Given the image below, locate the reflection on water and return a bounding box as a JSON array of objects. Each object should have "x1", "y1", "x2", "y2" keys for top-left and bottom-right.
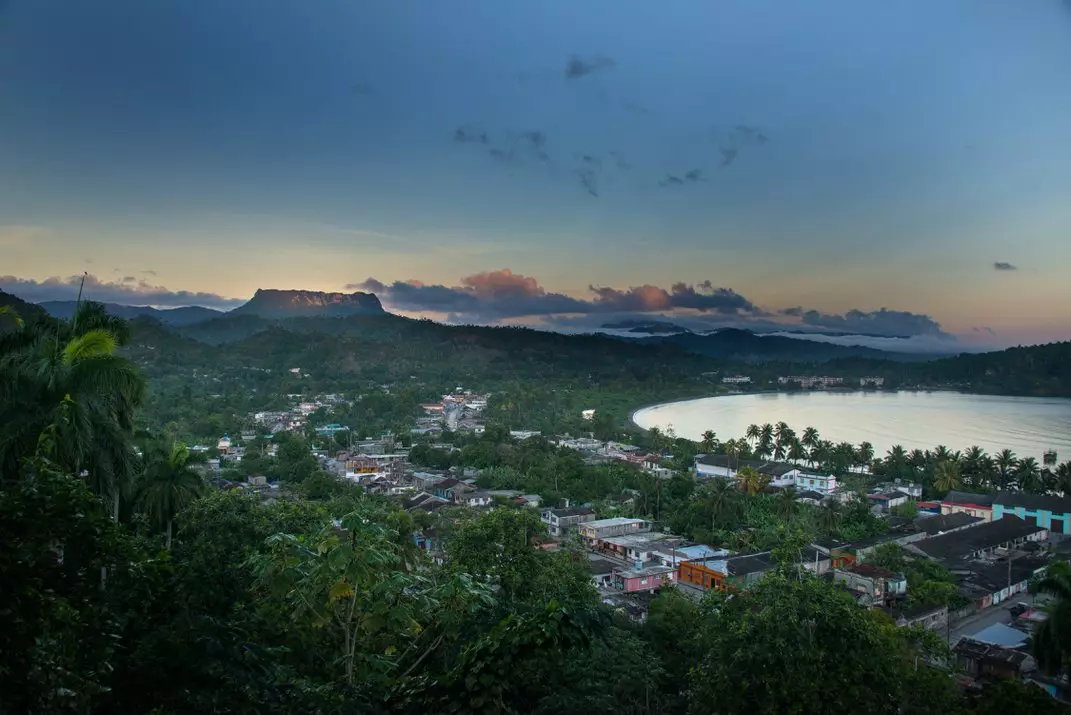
[{"x1": 633, "y1": 391, "x2": 1071, "y2": 461}]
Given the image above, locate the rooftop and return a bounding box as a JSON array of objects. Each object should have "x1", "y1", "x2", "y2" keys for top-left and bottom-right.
[
  {"x1": 546, "y1": 506, "x2": 595, "y2": 518},
  {"x1": 995, "y1": 492, "x2": 1071, "y2": 514},
  {"x1": 916, "y1": 511, "x2": 983, "y2": 536},
  {"x1": 942, "y1": 491, "x2": 996, "y2": 508},
  {"x1": 911, "y1": 515, "x2": 1045, "y2": 562},
  {"x1": 849, "y1": 563, "x2": 902, "y2": 580},
  {"x1": 614, "y1": 564, "x2": 676, "y2": 578},
  {"x1": 583, "y1": 517, "x2": 648, "y2": 530}
]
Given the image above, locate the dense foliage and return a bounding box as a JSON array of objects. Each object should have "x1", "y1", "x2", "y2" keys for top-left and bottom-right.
[{"x1": 2, "y1": 302, "x2": 1068, "y2": 713}]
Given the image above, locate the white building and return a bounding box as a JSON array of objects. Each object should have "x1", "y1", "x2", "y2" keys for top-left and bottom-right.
[
  {"x1": 721, "y1": 375, "x2": 752, "y2": 384},
  {"x1": 794, "y1": 472, "x2": 837, "y2": 493}
]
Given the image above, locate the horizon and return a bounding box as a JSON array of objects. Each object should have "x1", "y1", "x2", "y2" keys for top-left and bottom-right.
[{"x1": 3, "y1": 1, "x2": 1071, "y2": 350}]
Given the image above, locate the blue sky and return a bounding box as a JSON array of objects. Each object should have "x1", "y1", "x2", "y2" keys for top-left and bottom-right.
[{"x1": 2, "y1": 0, "x2": 1070, "y2": 347}]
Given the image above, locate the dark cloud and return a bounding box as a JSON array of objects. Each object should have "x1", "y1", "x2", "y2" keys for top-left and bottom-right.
[
  {"x1": 352, "y1": 271, "x2": 757, "y2": 319},
  {"x1": 659, "y1": 175, "x2": 684, "y2": 187},
  {"x1": 799, "y1": 307, "x2": 947, "y2": 338},
  {"x1": 453, "y1": 124, "x2": 489, "y2": 145},
  {"x1": 575, "y1": 168, "x2": 599, "y2": 197},
  {"x1": 121, "y1": 276, "x2": 136, "y2": 283},
  {"x1": 0, "y1": 273, "x2": 244, "y2": 309},
  {"x1": 142, "y1": 269, "x2": 157, "y2": 276},
  {"x1": 972, "y1": 326, "x2": 997, "y2": 335},
  {"x1": 565, "y1": 54, "x2": 616, "y2": 79},
  {"x1": 719, "y1": 147, "x2": 738, "y2": 167},
  {"x1": 684, "y1": 169, "x2": 705, "y2": 182},
  {"x1": 589, "y1": 282, "x2": 756, "y2": 314},
  {"x1": 993, "y1": 262, "x2": 1017, "y2": 271},
  {"x1": 609, "y1": 151, "x2": 630, "y2": 170},
  {"x1": 349, "y1": 269, "x2": 587, "y2": 318},
  {"x1": 780, "y1": 306, "x2": 804, "y2": 317}
]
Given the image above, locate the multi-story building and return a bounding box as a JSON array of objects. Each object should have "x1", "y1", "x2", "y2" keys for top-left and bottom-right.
[
  {"x1": 540, "y1": 506, "x2": 597, "y2": 537},
  {"x1": 579, "y1": 517, "x2": 650, "y2": 545}
]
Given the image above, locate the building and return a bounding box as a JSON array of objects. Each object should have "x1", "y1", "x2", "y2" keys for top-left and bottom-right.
[
  {"x1": 954, "y1": 638, "x2": 1036, "y2": 680},
  {"x1": 915, "y1": 511, "x2": 983, "y2": 537},
  {"x1": 993, "y1": 492, "x2": 1071, "y2": 535},
  {"x1": 908, "y1": 515, "x2": 1047, "y2": 564},
  {"x1": 217, "y1": 435, "x2": 233, "y2": 455},
  {"x1": 540, "y1": 506, "x2": 597, "y2": 537},
  {"x1": 832, "y1": 563, "x2": 907, "y2": 606},
  {"x1": 794, "y1": 472, "x2": 837, "y2": 493},
  {"x1": 881, "y1": 604, "x2": 948, "y2": 633},
  {"x1": 579, "y1": 517, "x2": 650, "y2": 544},
  {"x1": 859, "y1": 377, "x2": 885, "y2": 388},
  {"x1": 721, "y1": 375, "x2": 751, "y2": 384},
  {"x1": 651, "y1": 544, "x2": 726, "y2": 569},
  {"x1": 867, "y1": 489, "x2": 911, "y2": 510},
  {"x1": 957, "y1": 557, "x2": 1049, "y2": 608},
  {"x1": 455, "y1": 490, "x2": 493, "y2": 508},
  {"x1": 588, "y1": 557, "x2": 615, "y2": 588},
  {"x1": 611, "y1": 564, "x2": 676, "y2": 593},
  {"x1": 695, "y1": 455, "x2": 802, "y2": 484},
  {"x1": 589, "y1": 532, "x2": 672, "y2": 562},
  {"x1": 778, "y1": 376, "x2": 844, "y2": 389},
  {"x1": 678, "y1": 548, "x2": 831, "y2": 592},
  {"x1": 940, "y1": 491, "x2": 996, "y2": 521}
]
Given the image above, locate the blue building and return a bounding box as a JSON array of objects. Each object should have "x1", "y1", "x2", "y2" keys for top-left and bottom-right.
[{"x1": 993, "y1": 493, "x2": 1071, "y2": 535}]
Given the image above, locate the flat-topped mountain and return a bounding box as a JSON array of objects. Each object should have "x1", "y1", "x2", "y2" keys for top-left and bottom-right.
[{"x1": 227, "y1": 289, "x2": 384, "y2": 318}]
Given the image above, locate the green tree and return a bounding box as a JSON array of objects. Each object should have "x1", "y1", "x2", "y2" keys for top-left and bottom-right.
[
  {"x1": 687, "y1": 570, "x2": 956, "y2": 715},
  {"x1": 1030, "y1": 561, "x2": 1071, "y2": 676},
  {"x1": 136, "y1": 441, "x2": 205, "y2": 549},
  {"x1": 1015, "y1": 457, "x2": 1042, "y2": 493},
  {"x1": 1, "y1": 306, "x2": 146, "y2": 520},
  {"x1": 933, "y1": 460, "x2": 962, "y2": 493},
  {"x1": 737, "y1": 465, "x2": 768, "y2": 495},
  {"x1": 699, "y1": 430, "x2": 718, "y2": 453},
  {"x1": 995, "y1": 448, "x2": 1017, "y2": 490}
]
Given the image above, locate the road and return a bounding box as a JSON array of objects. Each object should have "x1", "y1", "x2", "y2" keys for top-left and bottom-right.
[{"x1": 947, "y1": 594, "x2": 1034, "y2": 645}]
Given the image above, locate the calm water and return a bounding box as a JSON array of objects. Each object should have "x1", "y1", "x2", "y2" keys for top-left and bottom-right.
[{"x1": 633, "y1": 391, "x2": 1071, "y2": 461}]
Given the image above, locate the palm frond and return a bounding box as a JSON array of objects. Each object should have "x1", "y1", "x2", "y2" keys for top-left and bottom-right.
[{"x1": 62, "y1": 328, "x2": 118, "y2": 364}]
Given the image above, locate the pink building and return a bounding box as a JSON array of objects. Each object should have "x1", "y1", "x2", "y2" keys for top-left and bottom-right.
[{"x1": 611, "y1": 565, "x2": 676, "y2": 593}]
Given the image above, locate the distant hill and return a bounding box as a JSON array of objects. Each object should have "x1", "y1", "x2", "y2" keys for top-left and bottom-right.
[
  {"x1": 40, "y1": 301, "x2": 224, "y2": 326},
  {"x1": 228, "y1": 289, "x2": 383, "y2": 319},
  {"x1": 0, "y1": 289, "x2": 48, "y2": 328},
  {"x1": 631, "y1": 328, "x2": 931, "y2": 363},
  {"x1": 601, "y1": 319, "x2": 692, "y2": 335}
]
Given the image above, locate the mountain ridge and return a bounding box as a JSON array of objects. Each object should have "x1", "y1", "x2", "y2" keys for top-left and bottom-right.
[{"x1": 228, "y1": 288, "x2": 383, "y2": 318}]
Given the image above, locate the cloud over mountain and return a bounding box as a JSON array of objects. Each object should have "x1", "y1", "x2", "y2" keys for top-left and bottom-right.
[
  {"x1": 353, "y1": 269, "x2": 948, "y2": 340},
  {"x1": 0, "y1": 273, "x2": 244, "y2": 309},
  {"x1": 993, "y1": 262, "x2": 1017, "y2": 271}
]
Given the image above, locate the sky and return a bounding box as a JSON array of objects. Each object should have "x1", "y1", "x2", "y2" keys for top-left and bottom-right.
[{"x1": 1, "y1": 0, "x2": 1070, "y2": 350}]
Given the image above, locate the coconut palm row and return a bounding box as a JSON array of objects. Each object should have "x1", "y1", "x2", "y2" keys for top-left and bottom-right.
[
  {"x1": 0, "y1": 301, "x2": 202, "y2": 548},
  {"x1": 698, "y1": 423, "x2": 1071, "y2": 496}
]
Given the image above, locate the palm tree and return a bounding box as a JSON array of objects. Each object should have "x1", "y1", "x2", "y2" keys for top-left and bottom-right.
[
  {"x1": 855, "y1": 442, "x2": 874, "y2": 472},
  {"x1": 776, "y1": 487, "x2": 798, "y2": 520},
  {"x1": 1055, "y1": 462, "x2": 1071, "y2": 498},
  {"x1": 1030, "y1": 561, "x2": 1071, "y2": 676},
  {"x1": 738, "y1": 465, "x2": 769, "y2": 495},
  {"x1": 801, "y1": 426, "x2": 820, "y2": 453},
  {"x1": 886, "y1": 444, "x2": 908, "y2": 479},
  {"x1": 755, "y1": 438, "x2": 773, "y2": 462},
  {"x1": 1016, "y1": 457, "x2": 1042, "y2": 493},
  {"x1": 700, "y1": 430, "x2": 718, "y2": 454},
  {"x1": 1, "y1": 306, "x2": 145, "y2": 516},
  {"x1": 137, "y1": 441, "x2": 205, "y2": 549},
  {"x1": 759, "y1": 423, "x2": 774, "y2": 451},
  {"x1": 933, "y1": 460, "x2": 962, "y2": 493},
  {"x1": 745, "y1": 424, "x2": 761, "y2": 450},
  {"x1": 819, "y1": 500, "x2": 842, "y2": 536},
  {"x1": 723, "y1": 438, "x2": 743, "y2": 472},
  {"x1": 787, "y1": 439, "x2": 806, "y2": 465},
  {"x1": 703, "y1": 478, "x2": 739, "y2": 529},
  {"x1": 773, "y1": 422, "x2": 793, "y2": 461},
  {"x1": 995, "y1": 449, "x2": 1017, "y2": 490}
]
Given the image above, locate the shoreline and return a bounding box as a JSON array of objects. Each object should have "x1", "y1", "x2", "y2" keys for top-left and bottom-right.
[{"x1": 627, "y1": 387, "x2": 1071, "y2": 434}]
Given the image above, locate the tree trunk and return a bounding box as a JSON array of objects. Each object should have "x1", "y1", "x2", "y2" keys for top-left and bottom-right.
[
  {"x1": 166, "y1": 519, "x2": 173, "y2": 550},
  {"x1": 112, "y1": 489, "x2": 120, "y2": 522}
]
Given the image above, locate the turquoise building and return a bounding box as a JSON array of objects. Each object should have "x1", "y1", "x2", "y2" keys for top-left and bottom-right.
[{"x1": 993, "y1": 493, "x2": 1071, "y2": 535}]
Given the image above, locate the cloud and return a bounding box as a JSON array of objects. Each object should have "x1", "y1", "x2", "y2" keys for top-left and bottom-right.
[
  {"x1": 798, "y1": 307, "x2": 947, "y2": 338},
  {"x1": 993, "y1": 262, "x2": 1017, "y2": 271},
  {"x1": 353, "y1": 270, "x2": 760, "y2": 320},
  {"x1": 972, "y1": 326, "x2": 996, "y2": 335},
  {"x1": 565, "y1": 54, "x2": 616, "y2": 79},
  {"x1": 575, "y1": 167, "x2": 599, "y2": 197},
  {"x1": 0, "y1": 273, "x2": 244, "y2": 309},
  {"x1": 453, "y1": 124, "x2": 489, "y2": 145}
]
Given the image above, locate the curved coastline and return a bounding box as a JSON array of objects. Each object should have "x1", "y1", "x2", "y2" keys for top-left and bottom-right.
[{"x1": 629, "y1": 390, "x2": 1071, "y2": 460}]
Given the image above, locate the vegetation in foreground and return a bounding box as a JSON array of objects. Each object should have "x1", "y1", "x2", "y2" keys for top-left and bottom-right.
[{"x1": 2, "y1": 303, "x2": 1070, "y2": 713}]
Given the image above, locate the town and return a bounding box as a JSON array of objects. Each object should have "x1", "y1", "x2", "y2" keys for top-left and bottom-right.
[{"x1": 188, "y1": 386, "x2": 1071, "y2": 697}]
